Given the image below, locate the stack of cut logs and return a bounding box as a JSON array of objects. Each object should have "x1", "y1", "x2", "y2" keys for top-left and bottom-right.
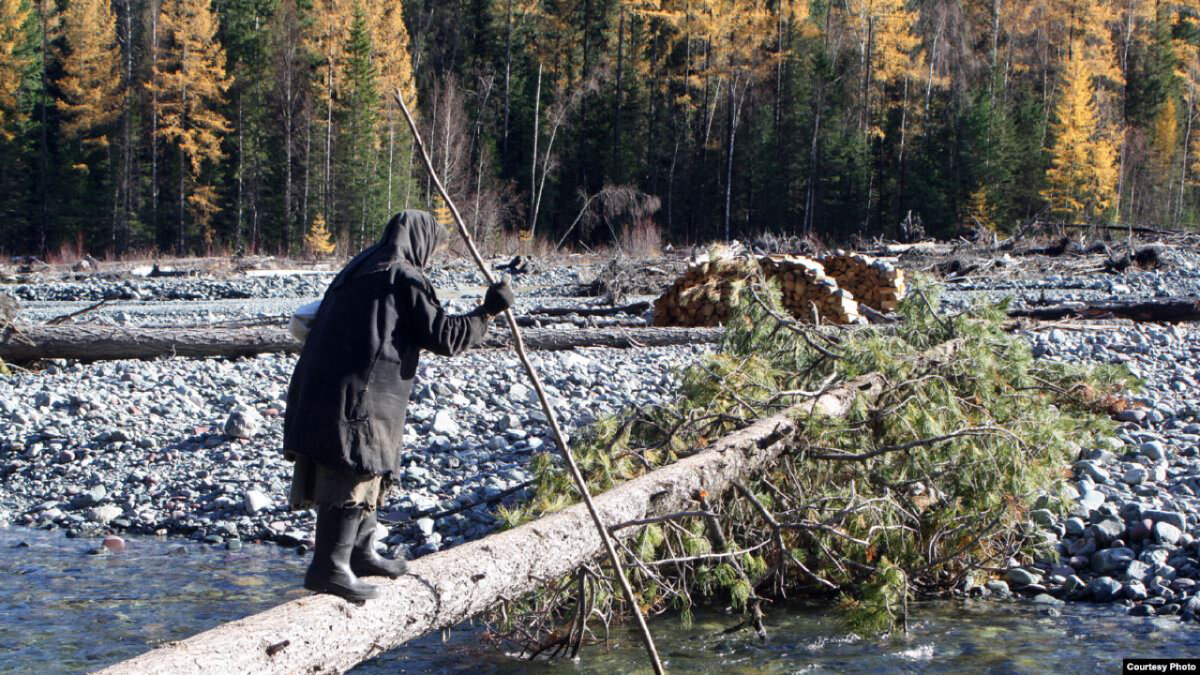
[
  {"x1": 759, "y1": 256, "x2": 861, "y2": 324},
  {"x1": 819, "y1": 251, "x2": 906, "y2": 312},
  {"x1": 651, "y1": 254, "x2": 873, "y2": 327}
]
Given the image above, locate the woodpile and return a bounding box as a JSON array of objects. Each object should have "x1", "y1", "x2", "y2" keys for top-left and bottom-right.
[
  {"x1": 651, "y1": 253, "x2": 891, "y2": 327},
  {"x1": 819, "y1": 251, "x2": 906, "y2": 312},
  {"x1": 650, "y1": 257, "x2": 754, "y2": 327},
  {"x1": 759, "y1": 256, "x2": 861, "y2": 324}
]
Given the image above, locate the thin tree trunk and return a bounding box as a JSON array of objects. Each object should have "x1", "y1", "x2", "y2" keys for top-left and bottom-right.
[
  {"x1": 724, "y1": 75, "x2": 738, "y2": 241},
  {"x1": 282, "y1": 90, "x2": 294, "y2": 255},
  {"x1": 301, "y1": 121, "x2": 312, "y2": 241},
  {"x1": 36, "y1": 0, "x2": 51, "y2": 256},
  {"x1": 387, "y1": 115, "x2": 396, "y2": 214},
  {"x1": 324, "y1": 56, "x2": 334, "y2": 227},
  {"x1": 236, "y1": 99, "x2": 245, "y2": 253},
  {"x1": 529, "y1": 63, "x2": 542, "y2": 233},
  {"x1": 150, "y1": 0, "x2": 161, "y2": 247},
  {"x1": 502, "y1": 0, "x2": 512, "y2": 162},
  {"x1": 1179, "y1": 88, "x2": 1195, "y2": 226},
  {"x1": 612, "y1": 6, "x2": 625, "y2": 182}
]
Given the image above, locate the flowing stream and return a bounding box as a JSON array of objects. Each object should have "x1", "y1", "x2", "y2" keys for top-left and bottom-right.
[{"x1": 2, "y1": 528, "x2": 1195, "y2": 673}]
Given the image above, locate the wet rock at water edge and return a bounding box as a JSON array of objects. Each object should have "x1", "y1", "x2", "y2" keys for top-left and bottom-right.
[
  {"x1": 985, "y1": 580, "x2": 1012, "y2": 598},
  {"x1": 87, "y1": 505, "x2": 123, "y2": 526},
  {"x1": 1089, "y1": 576, "x2": 1123, "y2": 602},
  {"x1": 1130, "y1": 604, "x2": 1156, "y2": 617},
  {"x1": 1006, "y1": 568, "x2": 1042, "y2": 588}
]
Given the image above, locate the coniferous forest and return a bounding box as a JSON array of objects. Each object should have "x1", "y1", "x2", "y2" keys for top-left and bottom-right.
[{"x1": 0, "y1": 0, "x2": 1199, "y2": 257}]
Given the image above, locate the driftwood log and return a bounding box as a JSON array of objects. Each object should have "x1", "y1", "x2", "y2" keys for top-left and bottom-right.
[
  {"x1": 1008, "y1": 297, "x2": 1200, "y2": 322},
  {"x1": 0, "y1": 325, "x2": 723, "y2": 363},
  {"x1": 99, "y1": 356, "x2": 920, "y2": 674},
  {"x1": 529, "y1": 301, "x2": 650, "y2": 317}
]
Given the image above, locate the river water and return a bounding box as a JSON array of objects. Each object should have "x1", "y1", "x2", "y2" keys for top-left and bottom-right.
[{"x1": 3, "y1": 528, "x2": 1196, "y2": 673}]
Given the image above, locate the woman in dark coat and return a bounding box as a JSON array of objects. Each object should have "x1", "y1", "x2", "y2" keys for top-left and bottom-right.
[{"x1": 284, "y1": 210, "x2": 513, "y2": 601}]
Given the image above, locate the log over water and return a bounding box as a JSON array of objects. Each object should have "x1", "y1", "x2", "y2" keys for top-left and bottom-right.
[
  {"x1": 98, "y1": 358, "x2": 928, "y2": 673},
  {"x1": 0, "y1": 325, "x2": 723, "y2": 363}
]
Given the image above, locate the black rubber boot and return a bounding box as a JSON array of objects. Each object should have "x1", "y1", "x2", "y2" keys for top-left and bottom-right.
[
  {"x1": 351, "y1": 510, "x2": 408, "y2": 578},
  {"x1": 304, "y1": 505, "x2": 378, "y2": 602}
]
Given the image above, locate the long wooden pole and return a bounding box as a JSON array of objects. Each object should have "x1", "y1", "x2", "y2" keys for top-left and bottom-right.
[{"x1": 393, "y1": 89, "x2": 665, "y2": 674}]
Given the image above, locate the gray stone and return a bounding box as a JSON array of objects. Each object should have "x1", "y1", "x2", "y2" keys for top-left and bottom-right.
[
  {"x1": 1078, "y1": 488, "x2": 1106, "y2": 513},
  {"x1": 1125, "y1": 560, "x2": 1152, "y2": 581},
  {"x1": 1064, "y1": 517, "x2": 1087, "y2": 536},
  {"x1": 1154, "y1": 521, "x2": 1183, "y2": 545},
  {"x1": 1030, "y1": 509, "x2": 1057, "y2": 527},
  {"x1": 1089, "y1": 576, "x2": 1123, "y2": 602},
  {"x1": 1145, "y1": 509, "x2": 1187, "y2": 531},
  {"x1": 1074, "y1": 460, "x2": 1110, "y2": 483},
  {"x1": 1122, "y1": 467, "x2": 1149, "y2": 485},
  {"x1": 1007, "y1": 567, "x2": 1042, "y2": 588},
  {"x1": 1063, "y1": 575, "x2": 1086, "y2": 593},
  {"x1": 1141, "y1": 441, "x2": 1168, "y2": 461},
  {"x1": 86, "y1": 504, "x2": 123, "y2": 525},
  {"x1": 1069, "y1": 537, "x2": 1098, "y2": 557},
  {"x1": 77, "y1": 485, "x2": 107, "y2": 507},
  {"x1": 416, "y1": 517, "x2": 435, "y2": 537},
  {"x1": 1091, "y1": 547, "x2": 1137, "y2": 575},
  {"x1": 224, "y1": 406, "x2": 262, "y2": 439},
  {"x1": 1089, "y1": 517, "x2": 1124, "y2": 545},
  {"x1": 985, "y1": 580, "x2": 1012, "y2": 597},
  {"x1": 1125, "y1": 581, "x2": 1149, "y2": 601},
  {"x1": 1117, "y1": 409, "x2": 1147, "y2": 423},
  {"x1": 431, "y1": 410, "x2": 459, "y2": 436},
  {"x1": 242, "y1": 490, "x2": 272, "y2": 515}
]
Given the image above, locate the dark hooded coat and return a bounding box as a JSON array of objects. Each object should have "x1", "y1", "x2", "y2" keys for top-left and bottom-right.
[{"x1": 283, "y1": 211, "x2": 490, "y2": 476}]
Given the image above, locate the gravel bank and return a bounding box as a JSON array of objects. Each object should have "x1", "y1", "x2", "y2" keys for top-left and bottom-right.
[
  {"x1": 0, "y1": 344, "x2": 705, "y2": 559},
  {"x1": 940, "y1": 251, "x2": 1200, "y2": 312},
  {"x1": 995, "y1": 322, "x2": 1200, "y2": 621}
]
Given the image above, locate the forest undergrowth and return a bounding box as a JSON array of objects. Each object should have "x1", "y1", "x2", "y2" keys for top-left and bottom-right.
[{"x1": 486, "y1": 270, "x2": 1135, "y2": 659}]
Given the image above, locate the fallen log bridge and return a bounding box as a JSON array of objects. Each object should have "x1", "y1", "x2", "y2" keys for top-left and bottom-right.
[
  {"x1": 101, "y1": 341, "x2": 970, "y2": 674},
  {"x1": 0, "y1": 324, "x2": 722, "y2": 363}
]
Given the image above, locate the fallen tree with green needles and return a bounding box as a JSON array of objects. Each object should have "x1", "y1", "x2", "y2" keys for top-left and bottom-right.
[
  {"x1": 486, "y1": 273, "x2": 1132, "y2": 657},
  {"x1": 101, "y1": 276, "x2": 1131, "y2": 673}
]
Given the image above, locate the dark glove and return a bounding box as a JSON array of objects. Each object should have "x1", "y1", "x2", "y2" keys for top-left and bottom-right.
[{"x1": 482, "y1": 280, "x2": 515, "y2": 316}]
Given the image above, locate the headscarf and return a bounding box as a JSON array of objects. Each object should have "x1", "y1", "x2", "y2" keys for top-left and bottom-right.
[{"x1": 329, "y1": 210, "x2": 447, "y2": 290}]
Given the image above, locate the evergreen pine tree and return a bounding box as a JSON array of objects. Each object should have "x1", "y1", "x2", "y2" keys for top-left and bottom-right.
[{"x1": 339, "y1": 3, "x2": 383, "y2": 247}]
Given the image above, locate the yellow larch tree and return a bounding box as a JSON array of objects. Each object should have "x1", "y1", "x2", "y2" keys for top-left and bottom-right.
[
  {"x1": 844, "y1": 0, "x2": 924, "y2": 138},
  {"x1": 1042, "y1": 44, "x2": 1119, "y2": 221},
  {"x1": 149, "y1": 0, "x2": 232, "y2": 251},
  {"x1": 57, "y1": 0, "x2": 122, "y2": 148},
  {"x1": 0, "y1": 0, "x2": 31, "y2": 139},
  {"x1": 649, "y1": 0, "x2": 774, "y2": 239},
  {"x1": 306, "y1": 0, "x2": 354, "y2": 225}
]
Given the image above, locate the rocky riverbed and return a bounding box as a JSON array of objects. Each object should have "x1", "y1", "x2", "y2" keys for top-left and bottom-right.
[
  {"x1": 993, "y1": 322, "x2": 1200, "y2": 621},
  {"x1": 0, "y1": 342, "x2": 704, "y2": 559},
  {"x1": 4, "y1": 253, "x2": 1200, "y2": 626}
]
